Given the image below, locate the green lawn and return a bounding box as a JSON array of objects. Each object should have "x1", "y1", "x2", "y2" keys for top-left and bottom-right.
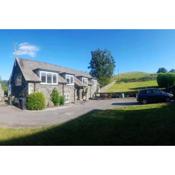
[
  {"x1": 0, "y1": 102, "x2": 175, "y2": 145},
  {"x1": 107, "y1": 80, "x2": 158, "y2": 92}
]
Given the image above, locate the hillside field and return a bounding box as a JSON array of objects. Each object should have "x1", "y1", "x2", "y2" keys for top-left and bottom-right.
[{"x1": 107, "y1": 72, "x2": 158, "y2": 92}]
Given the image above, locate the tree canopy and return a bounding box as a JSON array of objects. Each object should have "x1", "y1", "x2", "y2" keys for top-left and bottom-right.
[
  {"x1": 157, "y1": 67, "x2": 168, "y2": 73},
  {"x1": 169, "y1": 69, "x2": 175, "y2": 73},
  {"x1": 89, "y1": 49, "x2": 116, "y2": 86}
]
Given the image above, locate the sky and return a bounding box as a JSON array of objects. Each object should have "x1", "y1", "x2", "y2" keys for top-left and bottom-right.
[{"x1": 0, "y1": 29, "x2": 175, "y2": 80}]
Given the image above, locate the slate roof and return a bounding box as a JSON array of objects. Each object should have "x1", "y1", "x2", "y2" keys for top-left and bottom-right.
[{"x1": 16, "y1": 58, "x2": 92, "y2": 83}]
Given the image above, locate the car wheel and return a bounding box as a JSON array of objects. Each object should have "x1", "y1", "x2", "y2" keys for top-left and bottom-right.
[{"x1": 142, "y1": 99, "x2": 148, "y2": 104}]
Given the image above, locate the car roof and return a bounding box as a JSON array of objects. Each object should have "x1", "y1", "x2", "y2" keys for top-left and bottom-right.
[{"x1": 139, "y1": 88, "x2": 160, "y2": 92}]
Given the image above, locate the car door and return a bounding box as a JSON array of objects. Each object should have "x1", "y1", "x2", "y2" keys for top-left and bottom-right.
[
  {"x1": 146, "y1": 89, "x2": 155, "y2": 102},
  {"x1": 155, "y1": 90, "x2": 164, "y2": 102}
]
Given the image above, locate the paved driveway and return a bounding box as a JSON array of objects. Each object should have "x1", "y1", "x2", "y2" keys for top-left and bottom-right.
[{"x1": 0, "y1": 98, "x2": 137, "y2": 128}]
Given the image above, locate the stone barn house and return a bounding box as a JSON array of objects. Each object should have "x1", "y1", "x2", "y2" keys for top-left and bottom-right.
[{"x1": 9, "y1": 58, "x2": 99, "y2": 106}]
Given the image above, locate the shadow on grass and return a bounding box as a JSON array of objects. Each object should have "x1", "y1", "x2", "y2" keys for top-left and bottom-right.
[
  {"x1": 112, "y1": 102, "x2": 139, "y2": 106},
  {"x1": 1, "y1": 104, "x2": 175, "y2": 145}
]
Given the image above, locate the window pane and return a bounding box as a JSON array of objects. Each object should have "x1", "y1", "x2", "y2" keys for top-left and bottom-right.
[
  {"x1": 53, "y1": 74, "x2": 57, "y2": 84},
  {"x1": 47, "y1": 73, "x2": 52, "y2": 84},
  {"x1": 41, "y1": 73, "x2": 46, "y2": 83}
]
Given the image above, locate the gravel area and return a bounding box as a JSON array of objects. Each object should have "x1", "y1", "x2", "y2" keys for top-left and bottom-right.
[{"x1": 0, "y1": 98, "x2": 137, "y2": 128}]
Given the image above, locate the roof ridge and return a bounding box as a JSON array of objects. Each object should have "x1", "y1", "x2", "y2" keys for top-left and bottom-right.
[{"x1": 17, "y1": 57, "x2": 90, "y2": 76}]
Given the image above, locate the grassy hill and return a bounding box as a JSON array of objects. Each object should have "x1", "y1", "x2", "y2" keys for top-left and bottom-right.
[
  {"x1": 107, "y1": 72, "x2": 158, "y2": 92},
  {"x1": 114, "y1": 71, "x2": 157, "y2": 82}
]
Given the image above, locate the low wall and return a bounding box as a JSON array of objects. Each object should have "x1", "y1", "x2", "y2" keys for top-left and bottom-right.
[
  {"x1": 96, "y1": 91, "x2": 137, "y2": 99},
  {"x1": 0, "y1": 84, "x2": 4, "y2": 102}
]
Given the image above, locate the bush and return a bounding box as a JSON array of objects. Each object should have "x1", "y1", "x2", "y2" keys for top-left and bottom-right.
[
  {"x1": 50, "y1": 88, "x2": 60, "y2": 106},
  {"x1": 157, "y1": 73, "x2": 175, "y2": 88},
  {"x1": 26, "y1": 92, "x2": 45, "y2": 110},
  {"x1": 59, "y1": 96, "x2": 65, "y2": 105}
]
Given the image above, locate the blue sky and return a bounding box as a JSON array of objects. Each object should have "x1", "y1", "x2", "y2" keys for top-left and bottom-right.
[{"x1": 0, "y1": 29, "x2": 175, "y2": 80}]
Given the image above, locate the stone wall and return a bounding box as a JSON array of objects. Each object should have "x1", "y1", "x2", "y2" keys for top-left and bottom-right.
[
  {"x1": 28, "y1": 80, "x2": 99, "y2": 106},
  {"x1": 90, "y1": 81, "x2": 99, "y2": 99},
  {"x1": 34, "y1": 83, "x2": 64, "y2": 106},
  {"x1": 0, "y1": 84, "x2": 4, "y2": 102}
]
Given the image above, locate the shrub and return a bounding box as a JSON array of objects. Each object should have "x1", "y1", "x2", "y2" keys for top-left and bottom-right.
[
  {"x1": 59, "y1": 95, "x2": 65, "y2": 105},
  {"x1": 157, "y1": 73, "x2": 175, "y2": 88},
  {"x1": 26, "y1": 92, "x2": 45, "y2": 110},
  {"x1": 50, "y1": 88, "x2": 60, "y2": 106}
]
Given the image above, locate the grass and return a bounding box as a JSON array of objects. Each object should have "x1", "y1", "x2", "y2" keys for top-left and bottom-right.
[
  {"x1": 114, "y1": 72, "x2": 157, "y2": 82},
  {"x1": 107, "y1": 80, "x2": 158, "y2": 92},
  {"x1": 0, "y1": 103, "x2": 175, "y2": 145}
]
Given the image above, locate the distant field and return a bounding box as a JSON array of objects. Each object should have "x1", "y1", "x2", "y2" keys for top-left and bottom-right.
[
  {"x1": 114, "y1": 72, "x2": 157, "y2": 82},
  {"x1": 107, "y1": 80, "x2": 158, "y2": 92},
  {"x1": 107, "y1": 72, "x2": 158, "y2": 92}
]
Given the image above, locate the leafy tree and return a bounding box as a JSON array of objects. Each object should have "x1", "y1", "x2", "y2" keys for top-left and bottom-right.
[
  {"x1": 0, "y1": 77, "x2": 8, "y2": 94},
  {"x1": 88, "y1": 49, "x2": 116, "y2": 86},
  {"x1": 157, "y1": 67, "x2": 167, "y2": 73},
  {"x1": 169, "y1": 69, "x2": 175, "y2": 73}
]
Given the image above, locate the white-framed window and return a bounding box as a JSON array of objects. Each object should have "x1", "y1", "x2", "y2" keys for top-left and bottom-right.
[
  {"x1": 65, "y1": 74, "x2": 74, "y2": 85},
  {"x1": 82, "y1": 77, "x2": 88, "y2": 86},
  {"x1": 40, "y1": 71, "x2": 58, "y2": 85}
]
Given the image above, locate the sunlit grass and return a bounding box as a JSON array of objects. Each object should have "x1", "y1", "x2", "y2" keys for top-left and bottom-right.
[{"x1": 107, "y1": 80, "x2": 158, "y2": 92}]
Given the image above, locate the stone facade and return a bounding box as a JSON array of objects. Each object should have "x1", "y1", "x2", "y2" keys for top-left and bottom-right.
[
  {"x1": 28, "y1": 82, "x2": 75, "y2": 106},
  {"x1": 29, "y1": 81, "x2": 98, "y2": 105},
  {"x1": 0, "y1": 84, "x2": 4, "y2": 102}
]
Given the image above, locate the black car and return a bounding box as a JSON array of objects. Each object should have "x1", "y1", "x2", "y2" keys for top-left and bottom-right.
[{"x1": 137, "y1": 88, "x2": 174, "y2": 104}]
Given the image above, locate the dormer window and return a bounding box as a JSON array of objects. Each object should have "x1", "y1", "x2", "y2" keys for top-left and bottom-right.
[
  {"x1": 82, "y1": 77, "x2": 88, "y2": 86},
  {"x1": 92, "y1": 79, "x2": 97, "y2": 85},
  {"x1": 65, "y1": 74, "x2": 74, "y2": 85},
  {"x1": 40, "y1": 71, "x2": 58, "y2": 85}
]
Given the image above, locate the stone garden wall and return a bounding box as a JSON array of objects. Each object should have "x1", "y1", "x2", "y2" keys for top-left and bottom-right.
[{"x1": 0, "y1": 84, "x2": 4, "y2": 102}]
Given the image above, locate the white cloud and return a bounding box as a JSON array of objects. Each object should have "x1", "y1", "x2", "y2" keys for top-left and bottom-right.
[{"x1": 13, "y1": 42, "x2": 39, "y2": 57}]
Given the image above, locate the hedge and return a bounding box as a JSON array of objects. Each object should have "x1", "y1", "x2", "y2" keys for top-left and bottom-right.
[
  {"x1": 26, "y1": 92, "x2": 46, "y2": 110},
  {"x1": 59, "y1": 95, "x2": 65, "y2": 105},
  {"x1": 157, "y1": 73, "x2": 175, "y2": 88},
  {"x1": 50, "y1": 88, "x2": 60, "y2": 106}
]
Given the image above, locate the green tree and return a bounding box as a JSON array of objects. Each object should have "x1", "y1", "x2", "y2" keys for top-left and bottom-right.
[
  {"x1": 169, "y1": 69, "x2": 175, "y2": 73},
  {"x1": 88, "y1": 49, "x2": 116, "y2": 86},
  {"x1": 157, "y1": 67, "x2": 167, "y2": 73}
]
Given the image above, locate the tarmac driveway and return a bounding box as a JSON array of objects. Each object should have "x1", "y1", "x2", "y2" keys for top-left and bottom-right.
[{"x1": 0, "y1": 98, "x2": 137, "y2": 128}]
